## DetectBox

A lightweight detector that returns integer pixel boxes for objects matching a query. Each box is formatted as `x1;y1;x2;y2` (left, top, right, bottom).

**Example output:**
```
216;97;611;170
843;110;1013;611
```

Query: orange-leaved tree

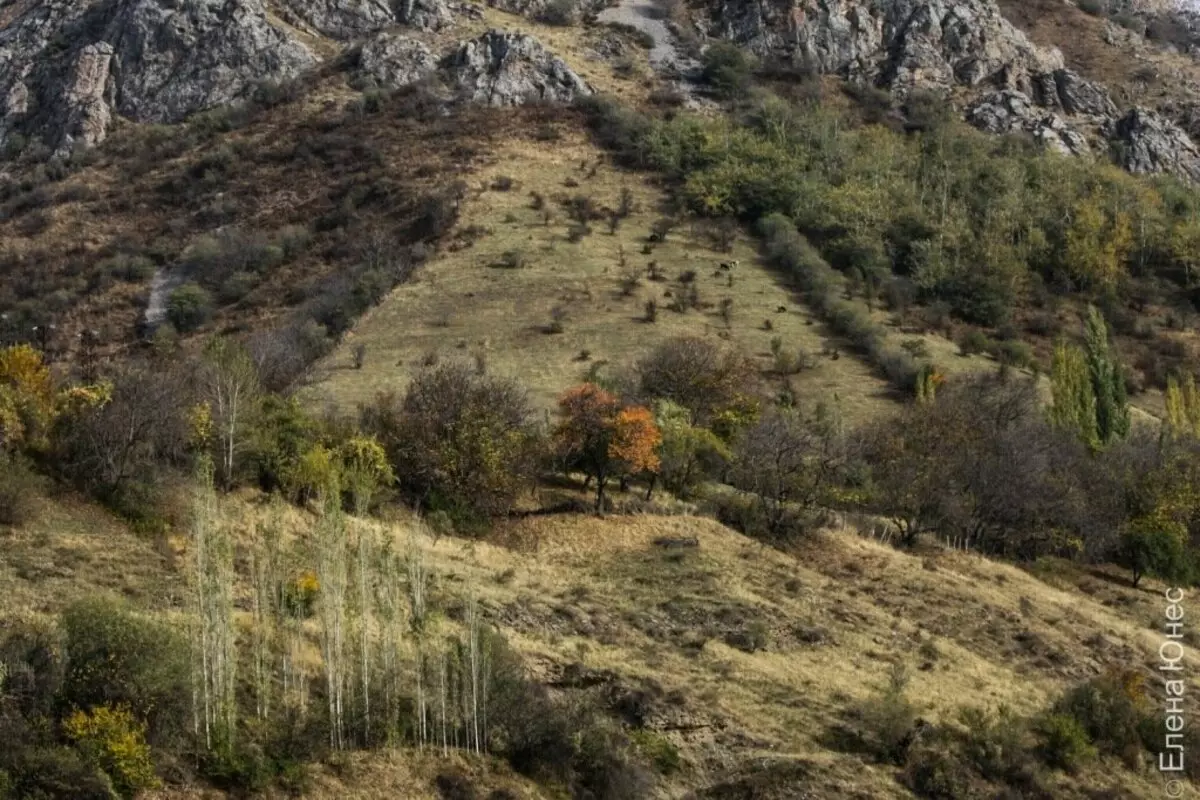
555;383;661;512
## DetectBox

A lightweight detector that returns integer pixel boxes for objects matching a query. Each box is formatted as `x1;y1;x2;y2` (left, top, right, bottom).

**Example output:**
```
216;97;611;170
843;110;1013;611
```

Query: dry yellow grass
4;475;1193;797
304;129;898;424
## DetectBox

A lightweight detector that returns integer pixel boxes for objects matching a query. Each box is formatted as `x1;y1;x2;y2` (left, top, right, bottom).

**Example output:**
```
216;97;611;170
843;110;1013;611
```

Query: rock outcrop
277;0;452;38
967;90;1089;156
485;0;610;22
1104;107;1200;182
1031;68;1116;118
442;30;592;106
359;32;439;88
702;0;1063;96
0;0;317;152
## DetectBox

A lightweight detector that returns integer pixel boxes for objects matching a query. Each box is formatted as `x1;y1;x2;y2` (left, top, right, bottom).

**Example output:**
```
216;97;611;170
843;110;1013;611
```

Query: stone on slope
966;89;1090;156
1104;107;1200;183
360;32;439;87
442;30;591;106
701;0;1063;96
277;0;452;38
1031;68;1117;118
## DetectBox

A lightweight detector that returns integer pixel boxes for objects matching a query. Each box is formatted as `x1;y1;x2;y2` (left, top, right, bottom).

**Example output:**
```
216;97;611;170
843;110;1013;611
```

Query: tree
0;344;58;453
167;283;213;333
635;336;756;425
728;403;845;538
52;362;191;503
1084;305;1129;446
654;400;730;497
1049;306;1129;450
1049;339;1098;449
1117;518;1192;588
554;383;660;512
199;338;261;489
381;363;538;523
1063;193;1131;293
1165;373;1200;438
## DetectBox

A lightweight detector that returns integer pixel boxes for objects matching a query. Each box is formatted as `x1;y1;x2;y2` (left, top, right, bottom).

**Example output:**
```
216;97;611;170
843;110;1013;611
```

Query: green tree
1049;307;1128;449
653;400;730;498
1117;518;1192;588
1084;305;1129;446
1049;340;1098;449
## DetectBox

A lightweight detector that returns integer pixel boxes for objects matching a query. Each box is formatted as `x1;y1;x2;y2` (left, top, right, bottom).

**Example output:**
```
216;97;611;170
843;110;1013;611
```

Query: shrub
1034;712;1096;772
958;329;993;357
958;705;1030;782
4;746;116;800
58;597;191;746
64;704;160;798
166;282;213;332
538;0;579;25
901;741;973;800
859;664;918;764
701;43;756;97
0;454;42;526
1076;0;1106;15
629;730;681;775
1052;670;1152;763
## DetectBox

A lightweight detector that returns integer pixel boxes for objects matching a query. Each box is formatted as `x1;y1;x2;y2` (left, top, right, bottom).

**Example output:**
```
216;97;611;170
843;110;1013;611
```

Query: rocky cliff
0;0;319;153
696;0;1200;182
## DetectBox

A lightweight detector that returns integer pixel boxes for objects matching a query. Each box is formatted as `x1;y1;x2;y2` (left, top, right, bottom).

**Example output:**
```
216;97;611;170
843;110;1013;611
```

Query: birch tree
201;338;261;490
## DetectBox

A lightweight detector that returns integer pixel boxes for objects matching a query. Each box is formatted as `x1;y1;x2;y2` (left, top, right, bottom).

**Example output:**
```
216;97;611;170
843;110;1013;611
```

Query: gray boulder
360;32;439;87
1104;107;1200;183
442;30;591;106
966;90;1090;156
0;0;318;152
1031;68;1116;118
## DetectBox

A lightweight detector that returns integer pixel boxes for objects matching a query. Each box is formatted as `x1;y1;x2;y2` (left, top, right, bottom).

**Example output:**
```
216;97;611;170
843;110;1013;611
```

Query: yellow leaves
1165;373;1200;439
186;402;213;450
339;434;395;492
291;443;340;502
64;704;160;798
0;344;56;452
1063;193;1131;292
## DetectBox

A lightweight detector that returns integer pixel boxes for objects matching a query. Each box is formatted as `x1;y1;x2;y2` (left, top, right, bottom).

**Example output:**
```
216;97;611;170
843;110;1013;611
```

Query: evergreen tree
1084;305;1129;446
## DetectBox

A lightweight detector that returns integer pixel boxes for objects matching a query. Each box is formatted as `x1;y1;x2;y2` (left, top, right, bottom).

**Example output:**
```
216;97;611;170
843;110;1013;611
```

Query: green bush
1051;670;1151;764
1034;712;1096;772
4;746;116;800
0;455;43;526
958;329;993;357
860;664;919;764
701;43;757;97
58;597;191;747
166;282;213;332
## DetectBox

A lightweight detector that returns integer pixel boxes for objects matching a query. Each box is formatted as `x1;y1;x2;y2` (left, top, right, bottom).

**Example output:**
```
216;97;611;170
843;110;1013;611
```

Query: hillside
8;0;1200;797
3;483;1193;798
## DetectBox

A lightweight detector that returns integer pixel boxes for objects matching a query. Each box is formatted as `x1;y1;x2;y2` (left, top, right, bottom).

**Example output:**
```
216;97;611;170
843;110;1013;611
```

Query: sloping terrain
2;485;1193;798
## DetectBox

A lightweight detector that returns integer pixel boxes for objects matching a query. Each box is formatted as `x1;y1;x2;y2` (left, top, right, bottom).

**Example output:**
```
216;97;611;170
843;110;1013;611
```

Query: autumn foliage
555;383;661;511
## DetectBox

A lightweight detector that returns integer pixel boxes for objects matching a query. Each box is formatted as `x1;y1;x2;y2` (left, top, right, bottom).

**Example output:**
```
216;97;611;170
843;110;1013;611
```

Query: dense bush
59;597;191;747
166;282;213;332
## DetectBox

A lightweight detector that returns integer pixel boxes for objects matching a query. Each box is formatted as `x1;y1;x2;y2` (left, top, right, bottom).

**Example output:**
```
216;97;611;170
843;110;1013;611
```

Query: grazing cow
718;259;739;271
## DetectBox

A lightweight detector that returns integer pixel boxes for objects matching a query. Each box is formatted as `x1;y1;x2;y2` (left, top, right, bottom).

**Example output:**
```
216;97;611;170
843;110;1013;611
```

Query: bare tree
200;338;261;490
